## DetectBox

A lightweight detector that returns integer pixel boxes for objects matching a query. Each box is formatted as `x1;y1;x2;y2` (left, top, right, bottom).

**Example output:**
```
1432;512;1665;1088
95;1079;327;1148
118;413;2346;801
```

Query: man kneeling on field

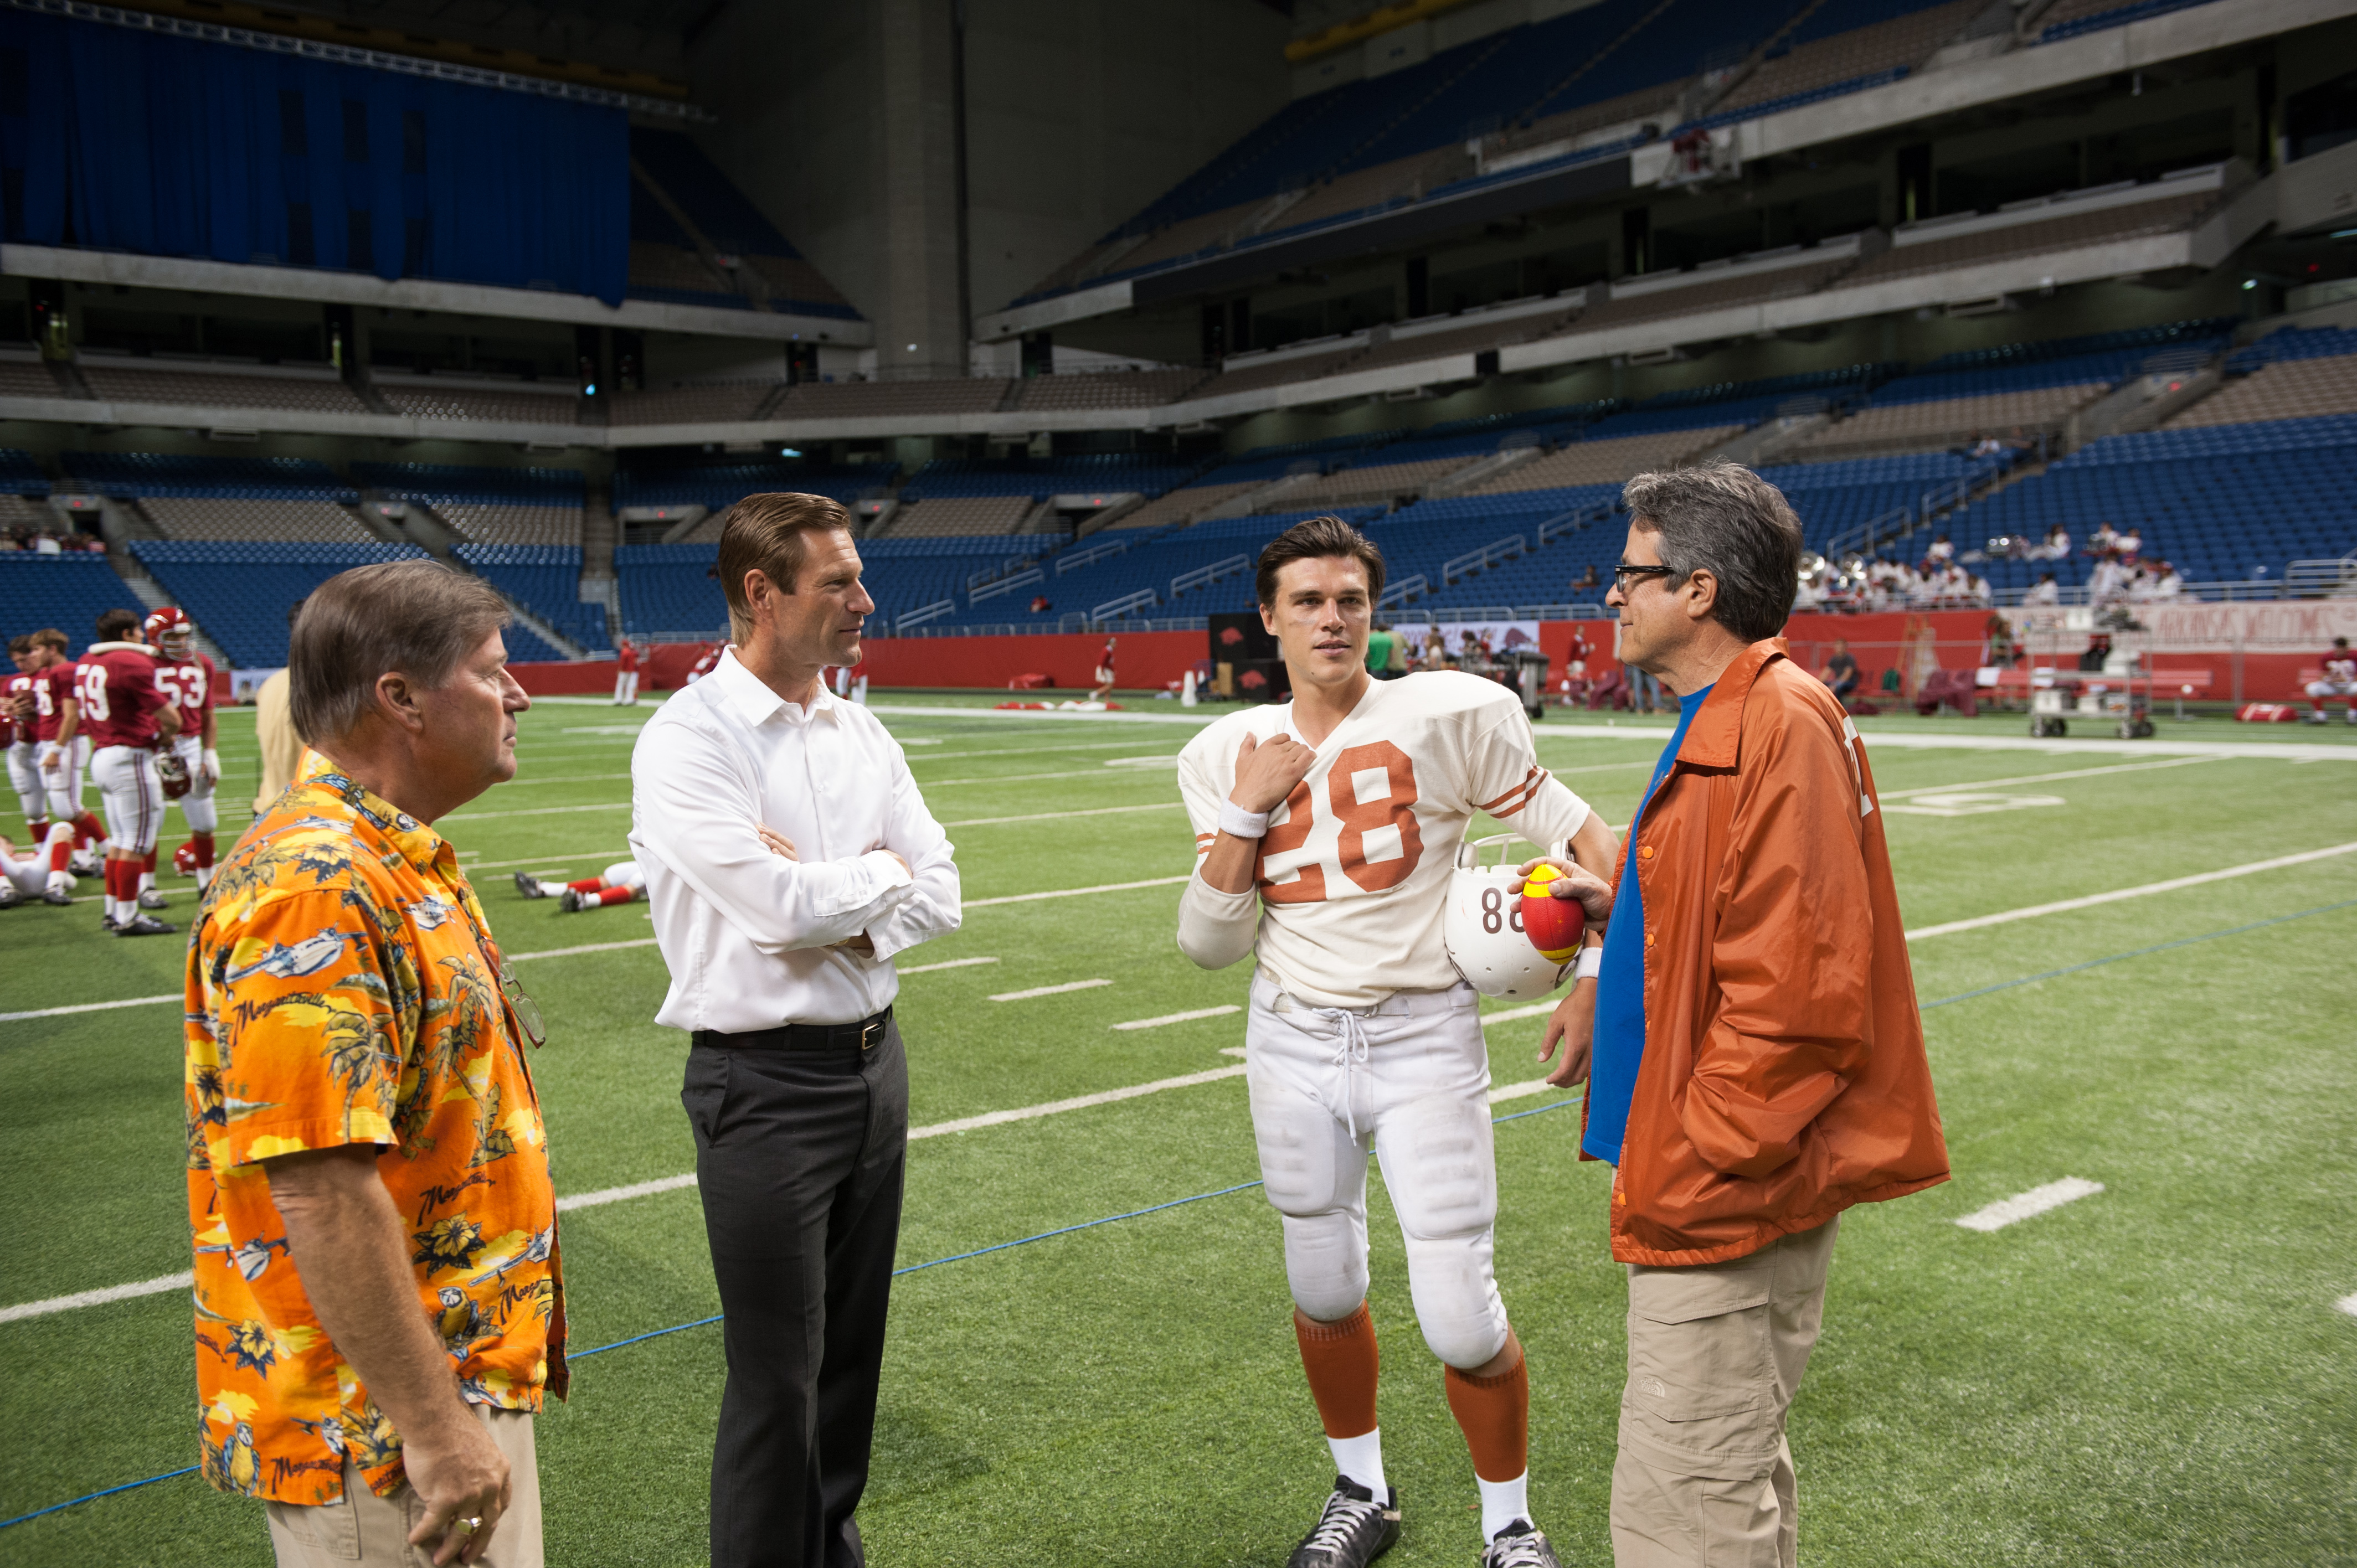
1177;515;1618;1568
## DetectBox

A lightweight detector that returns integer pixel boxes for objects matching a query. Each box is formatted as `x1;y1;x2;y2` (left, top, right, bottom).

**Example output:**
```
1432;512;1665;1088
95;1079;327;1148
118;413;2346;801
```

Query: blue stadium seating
1756;452;1988;546
129;540;457;668
0;449;50;495
1944;415;2357;591
454;545;611;654
2040;0;2225;42
614;460;897;513
629;128;862;321
61;452;354;502
349;464;584;504
2225;324;2357;375
901;455;1207;502
616;543;729;640
0;554;150;656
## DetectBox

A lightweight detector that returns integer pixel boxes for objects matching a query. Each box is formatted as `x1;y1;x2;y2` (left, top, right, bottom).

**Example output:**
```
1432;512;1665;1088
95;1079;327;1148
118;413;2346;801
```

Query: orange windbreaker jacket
1600;639;1949;1266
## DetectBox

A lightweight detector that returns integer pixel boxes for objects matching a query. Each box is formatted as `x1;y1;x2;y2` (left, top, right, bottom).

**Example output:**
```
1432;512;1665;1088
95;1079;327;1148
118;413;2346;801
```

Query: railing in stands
968;566;1045;604
1092;587;1159;622
966;553;1038;592
1057;537;1133;574
1538;503;1612;546
1171;554;1250;599
895;599;956;632
2285;553;2357;597
1825;504;1914;560
1377;574;1429;608
1444;534;1528;585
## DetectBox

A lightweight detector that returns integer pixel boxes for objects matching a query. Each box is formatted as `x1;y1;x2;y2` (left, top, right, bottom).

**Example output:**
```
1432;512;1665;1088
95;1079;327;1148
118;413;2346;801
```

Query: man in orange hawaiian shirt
185;561;559;1568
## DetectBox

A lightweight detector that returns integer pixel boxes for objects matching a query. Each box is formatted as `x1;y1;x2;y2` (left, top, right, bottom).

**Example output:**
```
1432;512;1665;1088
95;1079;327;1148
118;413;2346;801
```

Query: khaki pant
265;1407;541;1568
1611;1216;1839;1568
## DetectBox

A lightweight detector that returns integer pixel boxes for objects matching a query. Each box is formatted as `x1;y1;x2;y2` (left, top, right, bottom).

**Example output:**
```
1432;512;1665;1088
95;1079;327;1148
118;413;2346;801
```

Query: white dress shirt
629;648;960;1031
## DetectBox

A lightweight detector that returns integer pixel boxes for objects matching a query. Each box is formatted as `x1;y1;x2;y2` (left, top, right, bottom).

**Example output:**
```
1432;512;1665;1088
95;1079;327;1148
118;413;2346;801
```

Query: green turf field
3;689;2354;1566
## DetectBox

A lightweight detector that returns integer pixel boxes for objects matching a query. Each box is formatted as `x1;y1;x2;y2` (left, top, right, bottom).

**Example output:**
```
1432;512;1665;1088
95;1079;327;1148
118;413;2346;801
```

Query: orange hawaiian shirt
183;754;565;1505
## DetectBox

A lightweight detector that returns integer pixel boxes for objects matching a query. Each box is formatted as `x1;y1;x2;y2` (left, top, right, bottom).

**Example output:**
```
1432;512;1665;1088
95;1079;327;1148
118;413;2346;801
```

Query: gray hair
290;561;511;744
1620;461;1803;643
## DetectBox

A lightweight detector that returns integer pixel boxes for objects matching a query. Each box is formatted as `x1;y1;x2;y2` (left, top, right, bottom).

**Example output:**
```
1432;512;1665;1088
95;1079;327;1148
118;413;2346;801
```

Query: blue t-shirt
1583;683;1713;1165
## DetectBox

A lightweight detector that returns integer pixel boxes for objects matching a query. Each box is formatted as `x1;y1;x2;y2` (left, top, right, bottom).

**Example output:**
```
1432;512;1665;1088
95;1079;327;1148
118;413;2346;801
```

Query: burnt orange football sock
1444;1352;1530;1482
1294;1303;1380;1439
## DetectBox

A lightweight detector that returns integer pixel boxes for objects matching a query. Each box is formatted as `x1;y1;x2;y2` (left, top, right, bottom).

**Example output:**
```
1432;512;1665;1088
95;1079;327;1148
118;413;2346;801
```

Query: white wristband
1573;946;1603;982
1218;800;1270;839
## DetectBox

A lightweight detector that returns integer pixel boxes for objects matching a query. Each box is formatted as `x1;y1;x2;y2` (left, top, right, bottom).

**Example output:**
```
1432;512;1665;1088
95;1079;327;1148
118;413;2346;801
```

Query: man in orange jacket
1525;461;1949;1567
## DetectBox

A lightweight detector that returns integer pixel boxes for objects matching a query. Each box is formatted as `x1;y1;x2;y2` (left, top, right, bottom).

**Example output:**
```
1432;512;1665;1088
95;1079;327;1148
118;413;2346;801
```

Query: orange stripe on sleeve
1477;766;1542;814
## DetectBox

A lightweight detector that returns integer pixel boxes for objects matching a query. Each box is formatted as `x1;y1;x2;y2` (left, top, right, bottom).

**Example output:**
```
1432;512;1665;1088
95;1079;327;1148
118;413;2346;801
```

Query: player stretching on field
146;608;224;892
517;858;647;911
16;627;106;871
1177;516;1617;1568
61;608;182;933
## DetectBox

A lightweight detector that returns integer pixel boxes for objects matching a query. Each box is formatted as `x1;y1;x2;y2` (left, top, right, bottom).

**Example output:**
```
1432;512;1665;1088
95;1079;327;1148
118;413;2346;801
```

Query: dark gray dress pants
681;1021;908;1568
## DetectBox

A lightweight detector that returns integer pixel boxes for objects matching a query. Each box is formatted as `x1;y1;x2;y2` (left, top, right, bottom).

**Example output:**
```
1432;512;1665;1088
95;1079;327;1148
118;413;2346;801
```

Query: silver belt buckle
860;1017;886;1051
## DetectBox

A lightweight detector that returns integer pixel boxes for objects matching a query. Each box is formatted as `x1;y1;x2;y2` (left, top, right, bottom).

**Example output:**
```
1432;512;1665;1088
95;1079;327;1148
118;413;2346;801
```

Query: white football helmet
1445;833;1571;999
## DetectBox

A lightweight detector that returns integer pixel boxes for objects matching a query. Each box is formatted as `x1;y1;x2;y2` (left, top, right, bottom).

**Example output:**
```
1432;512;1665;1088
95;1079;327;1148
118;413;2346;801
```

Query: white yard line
1876;755;2227;800
990;979;1113;1002
2336;1294;2357;1319
966;875;1193;906
869;703;1214;728
1536;723;2357;764
1903;842;2357;940
1110;1005;1242;1031
0;1271;193;1324
441;801;629;822
508;937;661;963
943;802;1186;828
0;994;182;1024
1954;1177;2105;1231
908;1064;1248;1140
898;956;1000;974
555;1173;698;1212
459;850;630;871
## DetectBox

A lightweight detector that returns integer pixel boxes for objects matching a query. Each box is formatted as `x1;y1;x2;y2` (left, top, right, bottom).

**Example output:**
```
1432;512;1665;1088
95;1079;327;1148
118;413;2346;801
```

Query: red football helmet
173;840;200;876
143;606;194;659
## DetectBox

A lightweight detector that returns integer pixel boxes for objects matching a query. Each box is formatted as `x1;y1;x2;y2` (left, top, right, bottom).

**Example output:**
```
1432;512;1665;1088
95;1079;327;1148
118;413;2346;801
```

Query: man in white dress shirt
630;492;960;1568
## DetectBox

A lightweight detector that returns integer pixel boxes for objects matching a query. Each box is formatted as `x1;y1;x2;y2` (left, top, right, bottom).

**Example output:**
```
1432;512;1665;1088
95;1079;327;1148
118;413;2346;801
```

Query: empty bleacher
352;464;585;548
1845;178;2221;290
1707;0;1974;120
628;128;861;321
372;375;581;427
616;542;728;638
140;498;380;543
901;455;1203;503
0;553;150;654
128;540;443;667
610;381;781;426
884;497;1037;538
2171;334;2357;429
1958;415;2357;593
454;545;610;653
770;379;1013;420
2035;0;2226;42
61;453;354;501
616;458;895;520
1011;369;1211;412
76;357;370;416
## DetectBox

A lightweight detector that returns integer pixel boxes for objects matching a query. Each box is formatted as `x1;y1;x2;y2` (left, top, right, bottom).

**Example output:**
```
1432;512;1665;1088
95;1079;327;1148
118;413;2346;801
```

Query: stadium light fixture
780;447;801;458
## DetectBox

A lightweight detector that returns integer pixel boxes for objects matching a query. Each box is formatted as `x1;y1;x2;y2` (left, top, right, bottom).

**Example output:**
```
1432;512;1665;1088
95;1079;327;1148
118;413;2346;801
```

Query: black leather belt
693;1007;892;1054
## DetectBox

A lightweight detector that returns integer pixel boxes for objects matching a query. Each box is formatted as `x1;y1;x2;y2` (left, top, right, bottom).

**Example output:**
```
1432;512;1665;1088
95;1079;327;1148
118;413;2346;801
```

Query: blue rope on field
14;896;2354;1532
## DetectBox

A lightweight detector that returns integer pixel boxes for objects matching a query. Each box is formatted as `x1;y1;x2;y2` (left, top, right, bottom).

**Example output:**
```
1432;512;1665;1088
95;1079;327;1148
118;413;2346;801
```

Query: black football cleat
514;871;547;899
138;888;169;911
1480;1521;1562;1568
557;888;582;912
42;885;72;906
1286;1475;1400;1568
115;913;178;937
0;883;19;908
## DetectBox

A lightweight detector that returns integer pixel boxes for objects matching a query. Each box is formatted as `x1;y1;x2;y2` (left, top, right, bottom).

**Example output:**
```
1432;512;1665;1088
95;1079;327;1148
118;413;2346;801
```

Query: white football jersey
1177;670;1592;1008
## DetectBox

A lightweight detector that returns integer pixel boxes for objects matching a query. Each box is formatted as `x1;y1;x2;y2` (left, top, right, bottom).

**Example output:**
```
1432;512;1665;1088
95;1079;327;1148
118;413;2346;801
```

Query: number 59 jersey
1176;669;1593;1009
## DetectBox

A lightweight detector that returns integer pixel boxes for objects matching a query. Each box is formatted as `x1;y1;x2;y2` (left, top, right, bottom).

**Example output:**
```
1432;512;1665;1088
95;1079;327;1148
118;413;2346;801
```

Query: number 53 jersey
1177;669;1593;1008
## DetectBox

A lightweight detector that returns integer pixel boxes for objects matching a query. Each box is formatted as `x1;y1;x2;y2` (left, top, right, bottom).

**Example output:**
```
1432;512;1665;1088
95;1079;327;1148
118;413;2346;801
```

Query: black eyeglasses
1611;563;1680;592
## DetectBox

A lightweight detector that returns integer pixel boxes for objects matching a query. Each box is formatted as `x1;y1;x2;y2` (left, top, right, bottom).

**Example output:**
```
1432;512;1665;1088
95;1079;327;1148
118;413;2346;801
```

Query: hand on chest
1254;736;1447;904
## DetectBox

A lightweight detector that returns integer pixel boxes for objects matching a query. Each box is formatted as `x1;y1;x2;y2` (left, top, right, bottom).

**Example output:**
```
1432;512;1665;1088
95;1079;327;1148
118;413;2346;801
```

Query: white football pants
1;822;70;894
603;860;646;892
1244;970;1510;1370
7;740;43;823
614;670;639;704
170;733;218;833
91;744;162;854
41;735;90;821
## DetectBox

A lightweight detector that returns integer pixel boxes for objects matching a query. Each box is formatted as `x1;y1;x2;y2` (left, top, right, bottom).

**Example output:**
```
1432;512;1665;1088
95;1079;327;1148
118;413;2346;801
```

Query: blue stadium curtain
0;10;627;305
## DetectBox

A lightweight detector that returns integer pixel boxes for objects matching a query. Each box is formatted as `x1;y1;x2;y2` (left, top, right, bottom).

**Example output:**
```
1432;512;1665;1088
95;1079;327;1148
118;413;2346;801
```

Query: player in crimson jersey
2305;636;2356;724
143;608;224;891
57;608;182;933
684;639;725;685
1177;517;1617;1568
614;635;641;705
12;626;106;870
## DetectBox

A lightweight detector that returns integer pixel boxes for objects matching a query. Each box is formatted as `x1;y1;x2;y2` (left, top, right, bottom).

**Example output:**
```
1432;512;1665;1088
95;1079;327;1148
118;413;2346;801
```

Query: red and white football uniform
156;649;219;834
614;639;641;705
3;668;36;826
34;661;88;821
1176;670;1596;1372
74;641;169;855
2307;647;2356;718
685;642;724;685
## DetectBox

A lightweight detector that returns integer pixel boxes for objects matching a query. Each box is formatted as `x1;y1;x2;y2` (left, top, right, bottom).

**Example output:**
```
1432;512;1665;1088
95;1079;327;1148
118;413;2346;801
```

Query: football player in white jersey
1177;516;1616;1568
